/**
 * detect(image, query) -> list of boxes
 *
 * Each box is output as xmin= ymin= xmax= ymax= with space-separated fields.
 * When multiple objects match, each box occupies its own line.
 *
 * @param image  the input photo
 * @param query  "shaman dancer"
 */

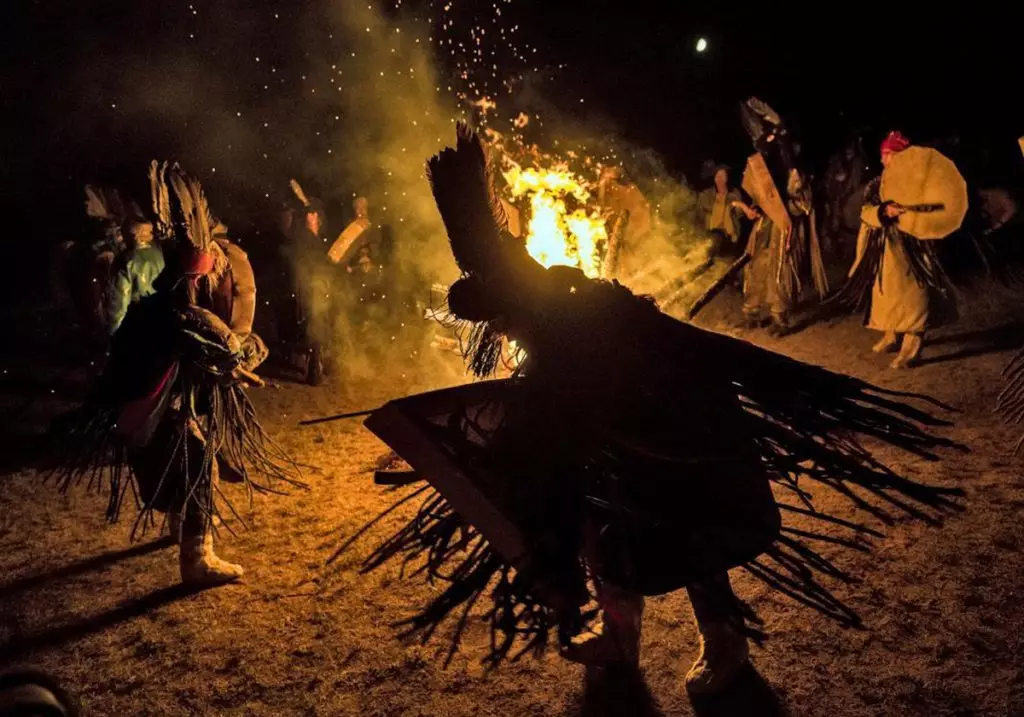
xmin=737 ymin=98 xmax=828 ymax=334
xmin=52 ymin=162 xmax=299 ymax=586
xmin=832 ymin=131 xmax=963 ymax=368
xmin=346 ymin=124 xmax=959 ymax=694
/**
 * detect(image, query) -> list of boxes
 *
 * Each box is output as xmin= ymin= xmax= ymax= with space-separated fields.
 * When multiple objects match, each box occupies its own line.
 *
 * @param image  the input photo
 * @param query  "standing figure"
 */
xmin=819 ymin=136 xmax=871 ymax=264
xmin=696 ymin=165 xmax=743 ymax=258
xmin=736 ymin=98 xmax=828 ymax=334
xmin=833 ymin=132 xmax=963 ymax=368
xmin=327 ymin=196 xmax=395 ymax=360
xmin=284 ymin=180 xmax=331 ymax=384
xmin=734 ymin=167 xmax=825 ymax=334
xmin=53 ymin=162 xmax=299 ymax=585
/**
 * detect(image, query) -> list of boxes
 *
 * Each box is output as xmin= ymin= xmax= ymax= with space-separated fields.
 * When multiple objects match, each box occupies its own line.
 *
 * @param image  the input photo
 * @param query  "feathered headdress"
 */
xmin=426 ymin=122 xmax=521 ymax=279
xmin=149 ymin=160 xmax=217 ymax=252
xmin=148 ymin=160 xmax=174 ymax=241
xmin=166 ymin=165 xmax=216 ymax=254
xmin=148 ymin=160 xmax=227 ymax=280
xmin=426 ymin=122 xmax=541 ymax=376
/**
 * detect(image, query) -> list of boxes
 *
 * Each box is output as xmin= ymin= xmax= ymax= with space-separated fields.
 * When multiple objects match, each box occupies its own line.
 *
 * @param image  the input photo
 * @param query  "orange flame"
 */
xmin=502 ymin=162 xmax=608 ymax=278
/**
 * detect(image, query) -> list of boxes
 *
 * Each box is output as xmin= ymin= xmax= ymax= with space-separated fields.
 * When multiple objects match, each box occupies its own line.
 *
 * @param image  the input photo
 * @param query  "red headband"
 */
xmin=880 ymin=130 xmax=910 ymax=155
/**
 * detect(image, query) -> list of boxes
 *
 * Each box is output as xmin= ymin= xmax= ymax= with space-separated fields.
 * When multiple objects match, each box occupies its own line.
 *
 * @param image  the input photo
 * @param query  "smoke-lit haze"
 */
xmin=9 ymin=0 xmax=733 ymax=371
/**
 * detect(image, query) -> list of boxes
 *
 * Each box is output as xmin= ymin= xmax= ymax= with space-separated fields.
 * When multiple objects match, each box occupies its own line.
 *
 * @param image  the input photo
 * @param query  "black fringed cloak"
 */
xmin=342 ymin=125 xmax=963 ymax=665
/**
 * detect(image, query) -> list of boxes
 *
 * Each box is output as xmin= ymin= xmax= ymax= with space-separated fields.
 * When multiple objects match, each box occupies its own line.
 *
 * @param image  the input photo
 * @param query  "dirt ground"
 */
xmin=3 ymin=289 xmax=1024 ymax=717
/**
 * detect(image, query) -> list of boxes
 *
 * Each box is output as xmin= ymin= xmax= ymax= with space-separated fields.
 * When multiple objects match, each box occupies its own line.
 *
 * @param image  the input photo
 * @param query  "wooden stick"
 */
xmin=686 ymin=253 xmax=751 ymax=319
xmin=299 ymin=408 xmax=376 ymax=426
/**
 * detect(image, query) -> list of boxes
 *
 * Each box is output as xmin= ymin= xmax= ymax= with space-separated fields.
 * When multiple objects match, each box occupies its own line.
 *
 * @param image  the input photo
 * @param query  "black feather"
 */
xmin=426 ymin=122 xmax=510 ymax=277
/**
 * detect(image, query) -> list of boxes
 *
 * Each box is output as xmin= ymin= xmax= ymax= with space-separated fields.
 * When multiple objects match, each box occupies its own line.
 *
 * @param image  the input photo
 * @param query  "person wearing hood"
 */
xmin=735 ymin=98 xmax=828 ymax=335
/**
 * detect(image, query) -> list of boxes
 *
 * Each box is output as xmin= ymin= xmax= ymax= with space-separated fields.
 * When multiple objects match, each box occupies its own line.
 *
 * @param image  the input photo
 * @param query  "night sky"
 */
xmin=2 ymin=0 xmax=1021 ymax=293
xmin=515 ymin=1 xmax=1023 ymax=173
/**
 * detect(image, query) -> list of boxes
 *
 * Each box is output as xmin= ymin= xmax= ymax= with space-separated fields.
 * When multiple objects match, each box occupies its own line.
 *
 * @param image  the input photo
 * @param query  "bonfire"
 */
xmin=501 ymin=161 xmax=608 ymax=279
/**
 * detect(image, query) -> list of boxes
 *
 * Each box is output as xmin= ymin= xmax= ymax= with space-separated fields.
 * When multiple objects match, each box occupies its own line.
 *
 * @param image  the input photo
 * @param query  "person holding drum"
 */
xmin=836 ymin=131 xmax=966 ymax=368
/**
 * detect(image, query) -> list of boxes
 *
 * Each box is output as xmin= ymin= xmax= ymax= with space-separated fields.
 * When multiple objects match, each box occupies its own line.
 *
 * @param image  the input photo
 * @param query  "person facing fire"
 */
xmin=731 ymin=171 xmax=816 ymax=334
xmin=696 ymin=165 xmax=743 ymax=257
xmin=52 ymin=161 xmax=299 ymax=585
xmin=355 ymin=124 xmax=956 ymax=695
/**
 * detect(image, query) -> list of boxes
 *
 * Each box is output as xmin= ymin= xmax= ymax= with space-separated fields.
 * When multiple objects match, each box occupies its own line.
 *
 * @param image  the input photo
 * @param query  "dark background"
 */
xmin=517 ymin=1 xmax=1022 ymax=176
xmin=2 ymin=0 xmax=1021 ymax=297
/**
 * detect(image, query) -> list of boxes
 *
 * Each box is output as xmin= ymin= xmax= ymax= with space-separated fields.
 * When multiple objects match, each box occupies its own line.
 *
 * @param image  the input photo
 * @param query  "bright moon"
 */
xmin=696 ymin=37 xmax=708 ymax=53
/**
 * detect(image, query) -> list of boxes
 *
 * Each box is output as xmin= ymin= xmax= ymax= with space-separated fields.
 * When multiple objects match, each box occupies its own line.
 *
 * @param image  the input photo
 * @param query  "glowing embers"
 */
xmin=501 ymin=163 xmax=608 ymax=279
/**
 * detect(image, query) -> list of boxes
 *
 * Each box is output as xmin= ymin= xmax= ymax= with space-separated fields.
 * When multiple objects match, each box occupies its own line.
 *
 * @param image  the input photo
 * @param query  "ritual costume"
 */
xmin=53 ymin=162 xmax=299 ymax=586
xmin=737 ymin=99 xmax=828 ymax=333
xmin=832 ymin=132 xmax=965 ymax=368
xmin=211 ymin=221 xmax=268 ymax=372
xmin=341 ymin=125 xmax=959 ymax=693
